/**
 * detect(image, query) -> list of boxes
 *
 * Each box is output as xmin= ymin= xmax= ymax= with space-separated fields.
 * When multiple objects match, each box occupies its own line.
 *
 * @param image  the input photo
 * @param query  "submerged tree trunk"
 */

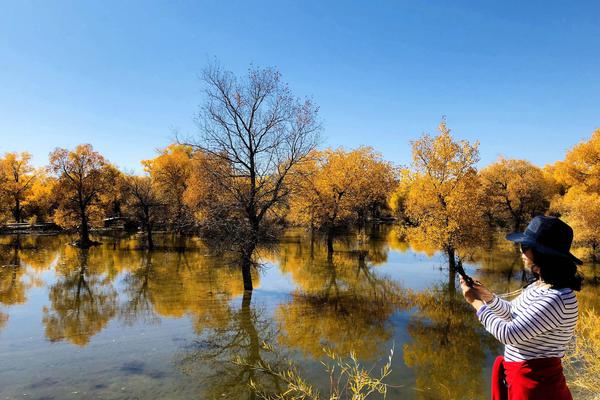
xmin=13 ymin=198 xmax=22 ymax=223
xmin=241 ymin=242 xmax=256 ymax=291
xmin=447 ymin=246 xmax=457 ymax=295
xmin=327 ymin=226 xmax=334 ymax=254
xmin=78 ymin=208 xmax=92 ymax=248
xmin=146 ymin=225 xmax=154 ymax=250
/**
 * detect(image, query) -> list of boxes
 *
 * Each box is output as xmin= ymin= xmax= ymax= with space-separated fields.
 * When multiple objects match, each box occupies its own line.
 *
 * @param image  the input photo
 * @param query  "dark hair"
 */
xmin=531 ymin=249 xmax=583 ymax=291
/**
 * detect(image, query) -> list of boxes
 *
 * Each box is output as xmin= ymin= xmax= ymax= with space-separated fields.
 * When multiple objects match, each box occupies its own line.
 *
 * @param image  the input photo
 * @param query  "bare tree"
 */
xmin=183 ymin=63 xmax=321 ymax=291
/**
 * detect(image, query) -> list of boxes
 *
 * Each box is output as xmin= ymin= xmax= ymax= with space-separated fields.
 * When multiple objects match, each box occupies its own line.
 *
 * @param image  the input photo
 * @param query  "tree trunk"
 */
xmin=79 ymin=209 xmax=91 ymax=248
xmin=513 ymin=218 xmax=521 ymax=234
xmin=327 ymin=226 xmax=334 ymax=254
xmin=447 ymin=246 xmax=456 ymax=295
xmin=147 ymin=224 xmax=154 ymax=250
xmin=242 ymin=248 xmax=254 ymax=291
xmin=14 ymin=198 xmax=21 ymax=223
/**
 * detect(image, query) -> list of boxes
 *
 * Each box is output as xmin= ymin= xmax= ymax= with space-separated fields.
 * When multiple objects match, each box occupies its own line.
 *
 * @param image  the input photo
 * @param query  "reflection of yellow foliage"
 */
xmin=0 ymin=310 xmax=7 ymax=330
xmin=43 ymin=248 xmax=117 ymax=346
xmin=275 ymin=230 xmax=407 ymax=360
xmin=277 ymin=294 xmax=394 ymax=360
xmin=385 ymin=225 xmax=410 ymax=253
xmin=0 ymin=266 xmax=28 ymax=305
xmin=403 ymin=287 xmax=499 ymax=400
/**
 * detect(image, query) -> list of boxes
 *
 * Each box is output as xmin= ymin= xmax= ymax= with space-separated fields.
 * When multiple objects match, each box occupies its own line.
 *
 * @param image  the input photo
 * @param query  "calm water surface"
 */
xmin=0 ymin=226 xmax=598 ymax=400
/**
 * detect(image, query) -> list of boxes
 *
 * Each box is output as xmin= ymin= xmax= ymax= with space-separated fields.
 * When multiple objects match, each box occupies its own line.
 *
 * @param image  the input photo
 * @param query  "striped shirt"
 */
xmin=477 ymin=282 xmax=578 ymax=362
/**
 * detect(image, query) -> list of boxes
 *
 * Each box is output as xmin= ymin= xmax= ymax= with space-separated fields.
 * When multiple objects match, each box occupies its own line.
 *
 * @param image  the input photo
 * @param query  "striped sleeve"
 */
xmin=484 ymin=294 xmax=513 ymax=321
xmin=477 ymin=292 xmax=566 ymax=345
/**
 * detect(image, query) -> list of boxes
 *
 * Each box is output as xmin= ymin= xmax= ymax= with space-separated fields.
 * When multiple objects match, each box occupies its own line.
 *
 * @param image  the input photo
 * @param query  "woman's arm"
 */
xmin=484 ymin=294 xmax=513 ymax=321
xmin=476 ymin=294 xmax=569 ymax=345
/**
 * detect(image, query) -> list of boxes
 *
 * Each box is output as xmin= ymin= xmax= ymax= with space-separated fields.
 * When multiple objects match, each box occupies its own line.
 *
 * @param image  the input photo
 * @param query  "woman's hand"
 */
xmin=460 ymin=278 xmax=494 ymax=303
xmin=460 ymin=278 xmax=489 ymax=312
xmin=460 ymin=278 xmax=479 ymax=303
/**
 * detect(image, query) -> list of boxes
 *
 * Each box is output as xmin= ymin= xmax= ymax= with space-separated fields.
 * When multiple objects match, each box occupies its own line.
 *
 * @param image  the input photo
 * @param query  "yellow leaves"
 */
xmin=0 ymin=151 xmax=36 ymax=222
xmin=143 ymin=144 xmax=196 ymax=230
xmin=480 ymin=157 xmax=555 ymax=230
xmin=411 ymin=119 xmax=479 ymax=184
xmin=288 ymin=147 xmax=396 ymax=229
xmin=551 ymin=129 xmax=600 ymax=191
xmin=547 ymin=129 xmax=600 ymax=259
xmin=403 ymin=122 xmax=485 ymax=254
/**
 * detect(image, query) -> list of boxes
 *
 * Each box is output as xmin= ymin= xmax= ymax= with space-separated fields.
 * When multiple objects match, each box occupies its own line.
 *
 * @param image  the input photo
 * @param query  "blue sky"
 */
xmin=1 ymin=0 xmax=599 ymax=171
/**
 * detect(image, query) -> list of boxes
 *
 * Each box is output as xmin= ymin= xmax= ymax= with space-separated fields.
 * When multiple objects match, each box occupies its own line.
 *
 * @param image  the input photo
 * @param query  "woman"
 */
xmin=461 ymin=215 xmax=583 ymax=400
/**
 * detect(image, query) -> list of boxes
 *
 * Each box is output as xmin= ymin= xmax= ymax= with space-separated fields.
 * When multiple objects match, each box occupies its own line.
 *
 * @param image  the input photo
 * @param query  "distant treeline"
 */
xmin=2 ymin=124 xmax=599 ymax=257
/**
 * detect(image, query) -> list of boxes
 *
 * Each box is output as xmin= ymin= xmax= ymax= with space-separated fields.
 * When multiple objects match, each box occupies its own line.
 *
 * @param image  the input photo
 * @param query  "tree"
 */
xmin=388 ymin=167 xmax=413 ymax=224
xmin=552 ymin=129 xmax=600 ymax=191
xmin=49 ymin=144 xmax=111 ymax=248
xmin=42 ymin=247 xmax=117 ymax=346
xmin=552 ymin=187 xmax=600 ymax=262
xmin=549 ymin=129 xmax=600 ymax=261
xmin=184 ymin=63 xmax=321 ymax=291
xmin=480 ymin=158 xmax=555 ymax=231
xmin=26 ymin=170 xmax=58 ymax=223
xmin=123 ymin=174 xmax=162 ymax=249
xmin=403 ymin=119 xmax=485 ymax=286
xmin=288 ymin=147 xmax=396 ymax=252
xmin=0 ymin=152 xmax=36 ymax=222
xmin=142 ymin=144 xmax=194 ymax=232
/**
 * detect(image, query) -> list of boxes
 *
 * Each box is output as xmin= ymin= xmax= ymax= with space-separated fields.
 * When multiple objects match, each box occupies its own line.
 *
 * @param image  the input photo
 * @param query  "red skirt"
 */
xmin=491 ymin=355 xmax=572 ymax=400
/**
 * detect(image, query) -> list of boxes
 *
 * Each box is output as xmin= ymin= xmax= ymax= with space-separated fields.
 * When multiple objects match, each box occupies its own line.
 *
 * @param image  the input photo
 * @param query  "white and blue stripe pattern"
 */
xmin=477 ymin=282 xmax=578 ymax=362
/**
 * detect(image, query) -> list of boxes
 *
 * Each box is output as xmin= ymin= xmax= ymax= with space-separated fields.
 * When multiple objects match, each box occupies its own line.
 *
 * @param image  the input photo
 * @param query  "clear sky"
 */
xmin=1 ymin=0 xmax=599 ymax=172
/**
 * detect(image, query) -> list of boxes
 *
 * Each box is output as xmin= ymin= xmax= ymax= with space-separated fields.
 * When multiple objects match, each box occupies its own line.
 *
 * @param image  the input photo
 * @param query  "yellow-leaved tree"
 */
xmin=479 ymin=158 xmax=556 ymax=231
xmin=26 ymin=170 xmax=58 ymax=224
xmin=142 ymin=144 xmax=194 ymax=233
xmin=403 ymin=119 xmax=486 ymax=286
xmin=289 ymin=147 xmax=396 ymax=252
xmin=49 ymin=144 xmax=113 ymax=247
xmin=0 ymin=152 xmax=37 ymax=223
xmin=550 ymin=129 xmax=600 ymax=261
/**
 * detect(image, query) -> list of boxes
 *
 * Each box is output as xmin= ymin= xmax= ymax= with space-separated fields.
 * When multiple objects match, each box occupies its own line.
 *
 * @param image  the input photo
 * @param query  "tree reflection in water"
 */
xmin=177 ymin=289 xmax=286 ymax=400
xmin=275 ymin=230 xmax=409 ymax=360
xmin=0 ymin=236 xmax=29 ymax=306
xmin=403 ymin=283 xmax=500 ymax=400
xmin=119 ymin=250 xmax=160 ymax=326
xmin=42 ymin=247 xmax=118 ymax=346
xmin=0 ymin=235 xmax=47 ymax=332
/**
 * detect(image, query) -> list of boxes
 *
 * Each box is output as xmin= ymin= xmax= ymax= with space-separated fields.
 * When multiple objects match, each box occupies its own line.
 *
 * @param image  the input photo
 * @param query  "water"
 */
xmin=0 ymin=227 xmax=598 ymax=399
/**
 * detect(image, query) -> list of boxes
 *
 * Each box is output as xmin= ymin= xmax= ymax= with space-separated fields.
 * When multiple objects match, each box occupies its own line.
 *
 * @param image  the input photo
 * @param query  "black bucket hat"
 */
xmin=506 ymin=215 xmax=583 ymax=265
